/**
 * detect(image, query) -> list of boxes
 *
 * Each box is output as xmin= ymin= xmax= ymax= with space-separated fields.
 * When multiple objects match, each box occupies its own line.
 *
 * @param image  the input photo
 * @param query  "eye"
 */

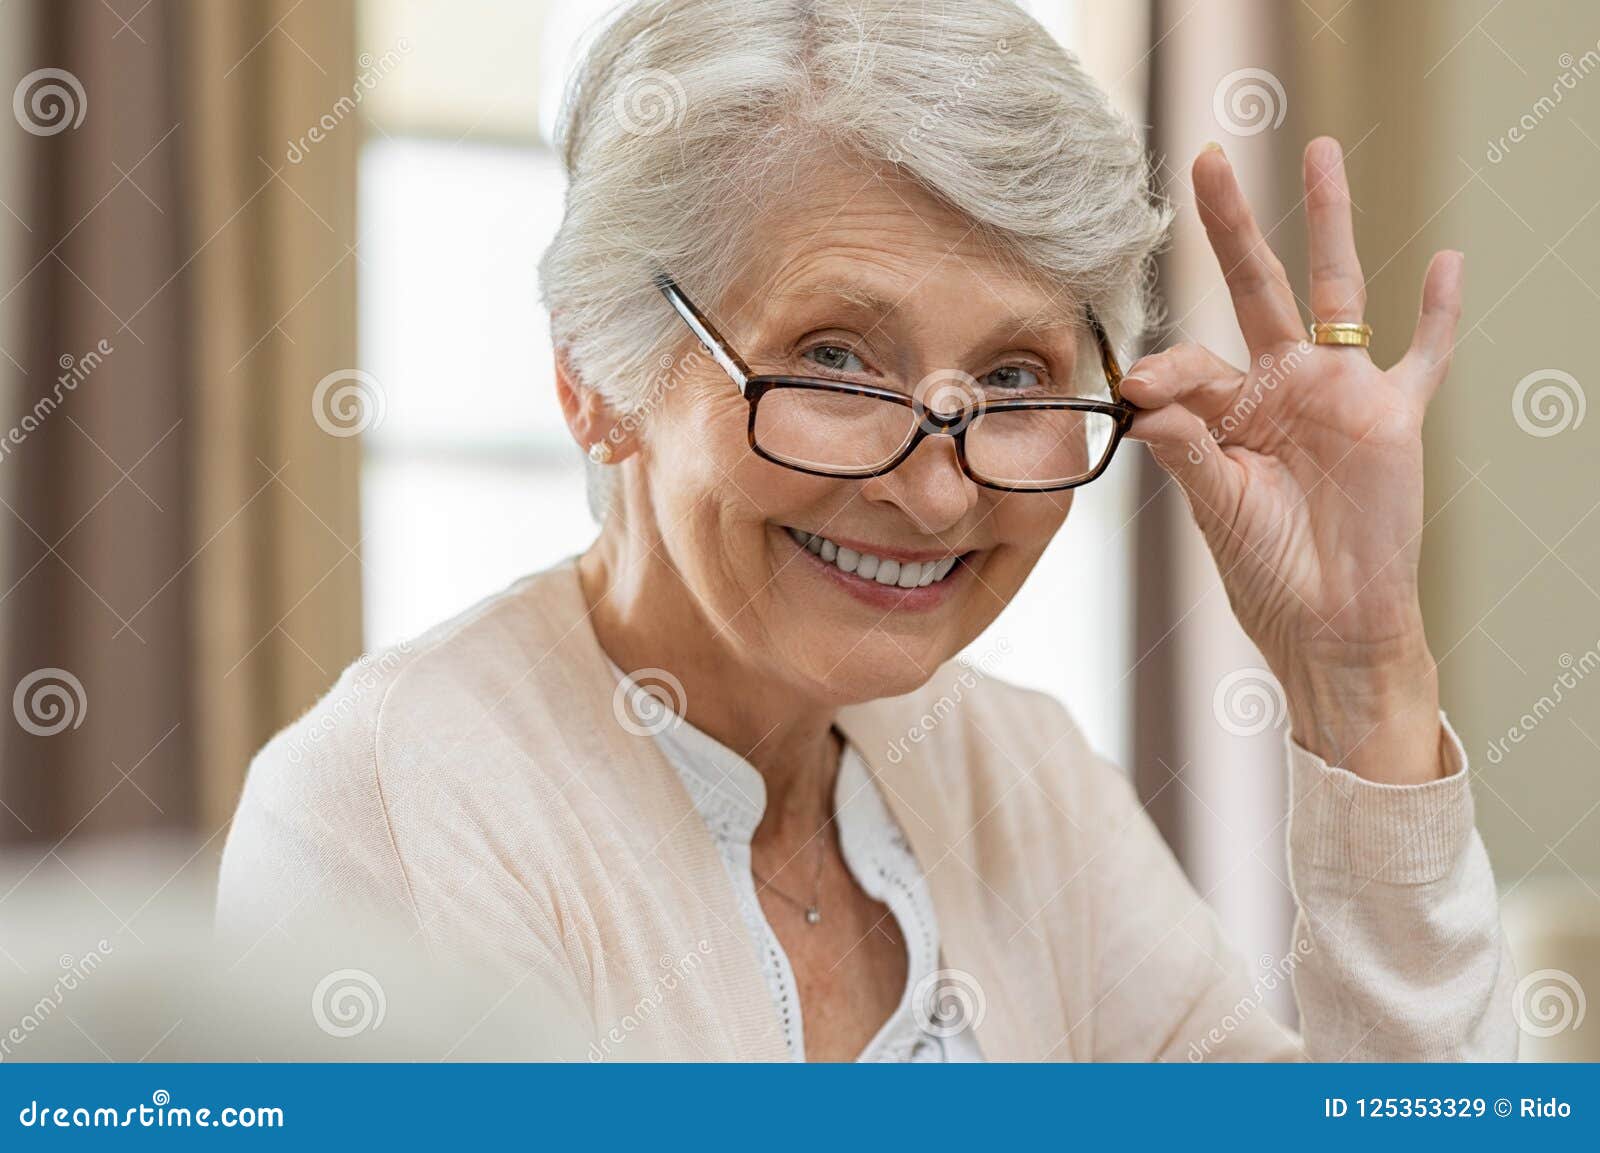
xmin=982 ymin=364 xmax=1042 ymax=391
xmin=803 ymin=343 xmax=867 ymax=374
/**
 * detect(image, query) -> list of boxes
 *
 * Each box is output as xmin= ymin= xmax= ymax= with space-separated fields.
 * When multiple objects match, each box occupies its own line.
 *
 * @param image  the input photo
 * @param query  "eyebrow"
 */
xmin=770 ymin=279 xmax=1086 ymax=345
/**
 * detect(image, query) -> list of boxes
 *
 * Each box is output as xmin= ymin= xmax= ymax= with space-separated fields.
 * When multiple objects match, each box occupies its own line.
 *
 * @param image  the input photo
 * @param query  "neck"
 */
xmin=577 ymin=518 xmax=841 ymax=839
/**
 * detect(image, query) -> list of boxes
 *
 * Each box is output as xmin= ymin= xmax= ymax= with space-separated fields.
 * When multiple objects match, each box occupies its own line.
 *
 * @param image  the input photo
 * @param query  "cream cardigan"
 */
xmin=215 ymin=557 xmax=1517 ymax=1061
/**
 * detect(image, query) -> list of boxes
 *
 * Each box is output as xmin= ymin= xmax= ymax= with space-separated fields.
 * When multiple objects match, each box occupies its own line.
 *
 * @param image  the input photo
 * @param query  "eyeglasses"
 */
xmin=653 ymin=273 xmax=1134 ymax=493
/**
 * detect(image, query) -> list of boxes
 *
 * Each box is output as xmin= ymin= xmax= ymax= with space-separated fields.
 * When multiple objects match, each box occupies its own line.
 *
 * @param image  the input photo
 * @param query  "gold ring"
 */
xmin=1312 ymin=321 xmax=1372 ymax=348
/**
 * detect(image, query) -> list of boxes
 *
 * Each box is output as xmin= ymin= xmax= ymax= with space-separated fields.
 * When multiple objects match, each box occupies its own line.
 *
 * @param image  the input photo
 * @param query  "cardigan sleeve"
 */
xmin=1276 ymin=711 xmax=1518 ymax=1060
xmin=1082 ymin=711 xmax=1518 ymax=1061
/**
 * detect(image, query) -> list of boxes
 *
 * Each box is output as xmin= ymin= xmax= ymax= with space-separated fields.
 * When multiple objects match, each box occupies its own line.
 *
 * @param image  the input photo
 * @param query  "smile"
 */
xmin=784 ymin=526 xmax=963 ymax=587
xmin=780 ymin=525 xmax=975 ymax=611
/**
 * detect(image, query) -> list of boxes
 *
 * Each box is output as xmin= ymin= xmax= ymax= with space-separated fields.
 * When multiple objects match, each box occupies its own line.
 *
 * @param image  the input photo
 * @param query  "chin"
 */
xmin=783 ymin=646 xmax=950 ymax=708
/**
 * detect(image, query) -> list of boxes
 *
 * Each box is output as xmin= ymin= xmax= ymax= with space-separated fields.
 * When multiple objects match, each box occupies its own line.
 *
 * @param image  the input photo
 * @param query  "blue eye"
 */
xmin=983 ymin=365 xmax=1041 ymax=391
xmin=804 ymin=344 xmax=866 ymax=374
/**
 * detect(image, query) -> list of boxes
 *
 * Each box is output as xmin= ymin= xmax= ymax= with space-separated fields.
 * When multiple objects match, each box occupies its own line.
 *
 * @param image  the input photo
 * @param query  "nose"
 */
xmin=858 ymin=429 xmax=978 ymax=534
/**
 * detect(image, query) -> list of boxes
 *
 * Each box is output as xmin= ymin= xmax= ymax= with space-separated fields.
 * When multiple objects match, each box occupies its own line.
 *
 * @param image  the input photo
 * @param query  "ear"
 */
xmin=554 ymin=347 xmax=638 ymax=463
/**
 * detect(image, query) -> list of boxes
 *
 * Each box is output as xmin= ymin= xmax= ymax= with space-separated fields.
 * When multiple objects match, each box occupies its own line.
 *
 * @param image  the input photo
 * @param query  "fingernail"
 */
xmin=1203 ymin=140 xmax=1224 ymax=154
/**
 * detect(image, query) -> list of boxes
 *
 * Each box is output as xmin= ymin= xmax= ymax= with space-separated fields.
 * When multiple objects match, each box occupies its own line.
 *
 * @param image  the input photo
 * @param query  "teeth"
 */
xmin=785 ymin=527 xmax=962 ymax=589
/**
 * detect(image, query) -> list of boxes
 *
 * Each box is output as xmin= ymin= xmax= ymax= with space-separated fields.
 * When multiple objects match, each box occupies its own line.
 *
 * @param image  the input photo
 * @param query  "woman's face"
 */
xmin=635 ymin=157 xmax=1087 ymax=705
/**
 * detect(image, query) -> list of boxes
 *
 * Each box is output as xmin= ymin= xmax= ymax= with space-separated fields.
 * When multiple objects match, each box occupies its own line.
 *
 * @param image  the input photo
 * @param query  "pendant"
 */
xmin=805 ymin=906 xmax=821 ymax=925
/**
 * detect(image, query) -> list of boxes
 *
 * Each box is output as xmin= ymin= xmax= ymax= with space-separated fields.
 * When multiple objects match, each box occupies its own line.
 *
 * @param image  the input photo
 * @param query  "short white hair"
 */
xmin=538 ymin=0 xmax=1171 ymax=520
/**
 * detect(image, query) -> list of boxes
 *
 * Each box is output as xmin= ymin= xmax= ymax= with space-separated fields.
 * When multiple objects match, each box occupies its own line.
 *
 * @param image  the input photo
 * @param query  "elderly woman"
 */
xmin=218 ymin=0 xmax=1516 ymax=1061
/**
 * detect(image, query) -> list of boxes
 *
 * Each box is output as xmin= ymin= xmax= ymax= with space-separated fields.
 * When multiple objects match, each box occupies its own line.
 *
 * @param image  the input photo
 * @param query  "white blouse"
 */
xmin=607 ymin=659 xmax=984 ymax=1062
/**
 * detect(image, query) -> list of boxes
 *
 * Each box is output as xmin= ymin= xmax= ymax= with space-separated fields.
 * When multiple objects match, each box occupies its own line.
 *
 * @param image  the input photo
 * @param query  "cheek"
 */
xmin=990 ymin=491 xmax=1072 ymax=568
xmin=642 ymin=385 xmax=747 ymax=510
xmin=724 ymin=452 xmax=841 ymax=525
xmin=672 ymin=382 xmax=850 ymax=513
xmin=643 ymin=385 xmax=837 ymax=565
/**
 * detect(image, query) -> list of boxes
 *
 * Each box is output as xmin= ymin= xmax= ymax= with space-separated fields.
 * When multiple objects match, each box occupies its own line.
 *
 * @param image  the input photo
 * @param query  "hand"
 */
xmin=1120 ymin=138 xmax=1459 ymax=784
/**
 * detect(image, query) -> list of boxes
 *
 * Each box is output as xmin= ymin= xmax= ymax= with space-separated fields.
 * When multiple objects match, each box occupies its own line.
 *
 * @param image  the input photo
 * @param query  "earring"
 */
xmin=587 ymin=440 xmax=614 ymax=464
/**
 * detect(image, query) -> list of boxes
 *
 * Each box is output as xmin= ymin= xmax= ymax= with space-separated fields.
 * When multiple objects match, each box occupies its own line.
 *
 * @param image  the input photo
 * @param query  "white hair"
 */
xmin=537 ymin=0 xmax=1172 ymax=521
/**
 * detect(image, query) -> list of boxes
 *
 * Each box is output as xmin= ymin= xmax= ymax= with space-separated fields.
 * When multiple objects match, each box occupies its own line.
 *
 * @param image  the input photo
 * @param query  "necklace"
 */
xmin=750 ymin=725 xmax=842 ymax=927
xmin=752 ymin=834 xmax=828 ymax=926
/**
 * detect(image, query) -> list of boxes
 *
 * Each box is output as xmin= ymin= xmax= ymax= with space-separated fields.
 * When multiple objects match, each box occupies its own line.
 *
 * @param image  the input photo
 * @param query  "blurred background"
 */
xmin=0 ymin=0 xmax=1594 ymax=1059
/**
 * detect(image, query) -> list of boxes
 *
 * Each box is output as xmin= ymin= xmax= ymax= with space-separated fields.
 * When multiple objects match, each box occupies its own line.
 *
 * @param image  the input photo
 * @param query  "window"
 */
xmin=358 ymin=0 xmax=1140 ymax=765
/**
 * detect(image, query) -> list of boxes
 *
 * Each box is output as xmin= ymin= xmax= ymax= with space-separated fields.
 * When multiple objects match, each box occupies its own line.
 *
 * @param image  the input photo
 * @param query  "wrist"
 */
xmin=1282 ymin=642 xmax=1445 ymax=785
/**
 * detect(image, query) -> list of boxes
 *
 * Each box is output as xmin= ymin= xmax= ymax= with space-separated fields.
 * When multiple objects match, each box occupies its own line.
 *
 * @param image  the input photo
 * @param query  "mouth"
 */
xmin=778 ymin=524 xmax=977 ymax=612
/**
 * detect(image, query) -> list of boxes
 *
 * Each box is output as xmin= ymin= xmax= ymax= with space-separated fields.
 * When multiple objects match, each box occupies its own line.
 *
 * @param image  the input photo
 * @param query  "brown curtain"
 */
xmin=0 ymin=0 xmax=362 ymax=847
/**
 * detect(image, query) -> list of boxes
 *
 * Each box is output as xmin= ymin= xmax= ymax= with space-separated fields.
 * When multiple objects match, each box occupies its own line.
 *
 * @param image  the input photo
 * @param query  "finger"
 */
xmin=1126 ymin=403 xmax=1239 ymax=515
xmin=1396 ymin=249 xmax=1465 ymax=403
xmin=1193 ymin=144 xmax=1307 ymax=350
xmin=1120 ymin=343 xmax=1247 ymax=428
xmin=1303 ymin=137 xmax=1367 ymax=324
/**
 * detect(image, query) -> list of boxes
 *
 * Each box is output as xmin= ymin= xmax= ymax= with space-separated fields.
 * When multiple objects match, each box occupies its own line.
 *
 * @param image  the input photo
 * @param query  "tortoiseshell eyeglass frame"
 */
xmin=652 ymin=273 xmax=1135 ymax=493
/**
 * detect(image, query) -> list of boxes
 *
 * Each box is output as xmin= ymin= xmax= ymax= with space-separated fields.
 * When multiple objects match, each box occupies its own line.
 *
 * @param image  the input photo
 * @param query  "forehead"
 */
xmin=734 ymin=156 xmax=1080 ymax=332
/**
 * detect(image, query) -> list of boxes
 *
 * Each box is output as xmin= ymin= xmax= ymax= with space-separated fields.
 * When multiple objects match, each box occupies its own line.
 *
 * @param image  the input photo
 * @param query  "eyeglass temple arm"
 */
xmin=653 ymin=273 xmax=751 ymax=393
xmin=1085 ymin=306 xmax=1125 ymax=405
